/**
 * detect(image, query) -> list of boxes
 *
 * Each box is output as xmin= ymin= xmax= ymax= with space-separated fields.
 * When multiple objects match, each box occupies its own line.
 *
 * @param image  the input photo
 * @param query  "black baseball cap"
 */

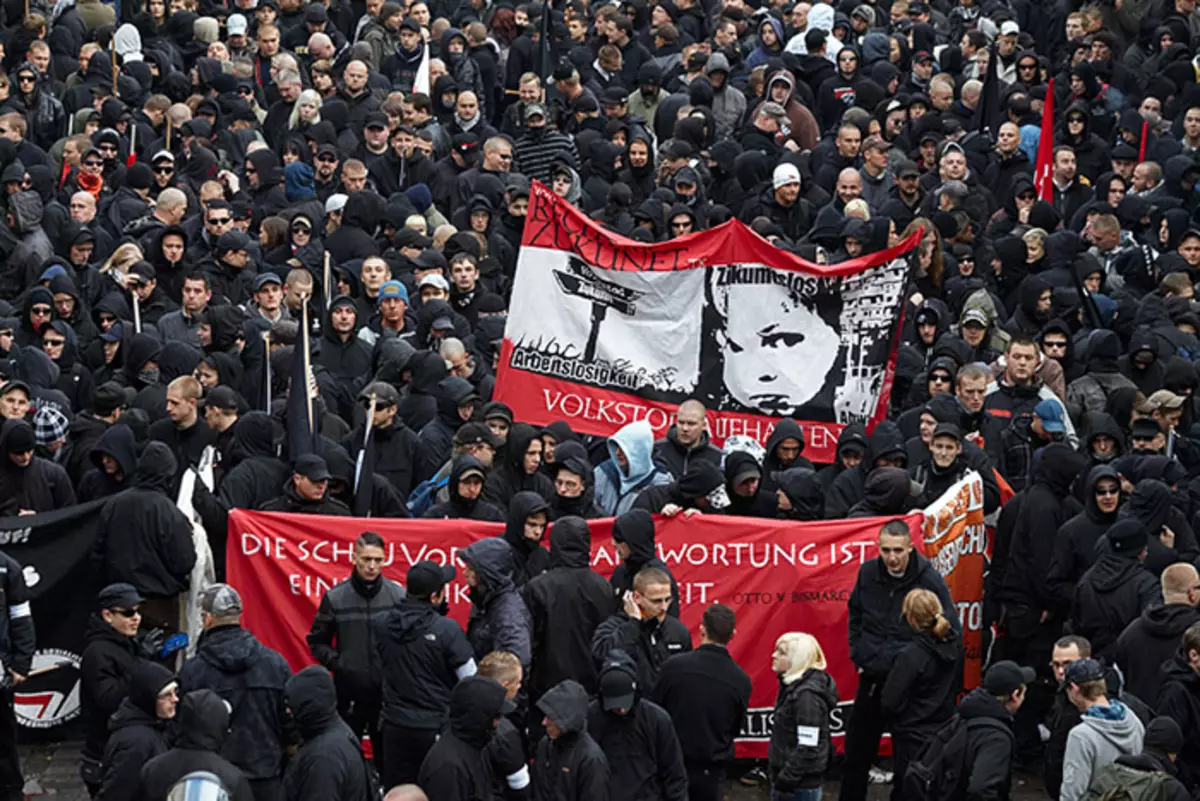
xmin=97 ymin=582 xmax=143 ymax=611
xmin=407 ymin=560 xmax=456 ymax=597
xmin=293 ymin=454 xmax=332 ymax=482
xmin=983 ymin=661 xmax=1036 ymax=695
xmin=454 ymin=421 xmax=500 ymax=448
xmin=1064 ymin=658 xmax=1105 ymax=686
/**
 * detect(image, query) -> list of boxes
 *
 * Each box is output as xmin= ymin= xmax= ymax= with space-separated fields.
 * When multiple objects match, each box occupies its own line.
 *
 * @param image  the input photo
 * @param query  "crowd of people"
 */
xmin=0 ymin=0 xmax=1197 ymax=796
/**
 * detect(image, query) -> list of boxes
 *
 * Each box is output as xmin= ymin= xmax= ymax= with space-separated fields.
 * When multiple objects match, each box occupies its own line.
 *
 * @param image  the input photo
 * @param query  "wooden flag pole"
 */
xmin=262 ymin=331 xmax=271 ymax=411
xmin=323 ymin=250 xmax=331 ymax=310
xmin=110 ymin=37 xmax=118 ymax=97
xmin=165 ymin=115 xmax=172 ymax=151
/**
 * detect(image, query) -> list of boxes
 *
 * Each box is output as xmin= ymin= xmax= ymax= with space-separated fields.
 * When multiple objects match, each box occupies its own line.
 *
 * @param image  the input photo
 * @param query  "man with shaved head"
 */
xmin=339 ymin=60 xmax=382 ymax=133
xmin=1114 ymin=562 xmax=1200 ymax=703
xmin=653 ymin=400 xmax=721 ymax=479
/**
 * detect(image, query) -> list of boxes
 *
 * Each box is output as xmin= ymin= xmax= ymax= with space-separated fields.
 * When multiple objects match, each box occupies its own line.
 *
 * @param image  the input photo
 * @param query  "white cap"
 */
xmin=773 ymin=163 xmax=801 ymax=190
xmin=227 ymin=13 xmax=248 ymax=35
xmin=325 ymin=193 xmax=348 ymax=214
xmin=418 ymin=274 xmax=450 ymax=291
xmin=999 ymin=20 xmax=1019 ymax=37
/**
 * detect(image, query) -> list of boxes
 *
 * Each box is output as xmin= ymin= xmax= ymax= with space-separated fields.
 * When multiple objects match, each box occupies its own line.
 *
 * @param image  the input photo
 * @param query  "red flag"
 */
xmin=1139 ymin=120 xmax=1149 ymax=163
xmin=1034 ymin=78 xmax=1055 ymax=201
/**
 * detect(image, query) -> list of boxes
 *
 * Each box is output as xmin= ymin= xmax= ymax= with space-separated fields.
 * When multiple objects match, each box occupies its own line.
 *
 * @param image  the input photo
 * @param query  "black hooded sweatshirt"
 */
xmin=419 ymin=676 xmax=513 ymax=800
xmin=1046 ymin=465 xmax=1121 ymax=609
xmin=139 ymin=689 xmax=255 ymax=801
xmin=522 ymin=516 xmax=616 ymax=698
xmin=533 ymin=680 xmax=610 ymax=801
xmin=1069 ymin=522 xmax=1160 ymax=660
xmin=481 ymin=421 xmax=556 ymax=512
xmin=500 ymin=491 xmax=551 ymax=586
xmin=425 ymin=454 xmax=506 ymax=522
xmin=98 ymin=662 xmax=174 ymax=801
xmin=0 ymin=419 xmax=75 ymax=515
xmin=78 ymin=422 xmax=138 ymax=502
xmin=80 ymin=612 xmax=140 ymax=763
xmin=881 ymin=628 xmax=962 ymax=736
xmin=826 ymin=421 xmax=906 ymax=518
xmin=996 ymin=443 xmax=1085 ymax=614
xmin=92 ymin=441 xmax=197 ymax=596
xmin=1117 ymin=478 xmax=1200 ymax=576
xmin=281 ymin=667 xmax=374 ymax=801
xmin=775 ymin=468 xmax=825 ymax=520
xmin=461 ymin=538 xmax=533 ymax=669
xmin=1115 ymin=600 xmax=1200 ymax=708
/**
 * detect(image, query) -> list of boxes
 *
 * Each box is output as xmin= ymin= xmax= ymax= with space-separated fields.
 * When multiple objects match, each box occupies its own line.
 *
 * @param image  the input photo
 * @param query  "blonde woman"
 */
xmin=880 ymin=588 xmax=961 ymax=800
xmin=768 ymin=633 xmax=837 ymax=801
xmin=100 ymin=243 xmax=145 ymax=292
xmin=288 ymin=89 xmax=322 ymax=131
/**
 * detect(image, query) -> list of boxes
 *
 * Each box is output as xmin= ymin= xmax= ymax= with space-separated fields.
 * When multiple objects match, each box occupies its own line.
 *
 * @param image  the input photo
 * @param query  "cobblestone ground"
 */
xmin=17 ymin=743 xmax=1049 ymax=800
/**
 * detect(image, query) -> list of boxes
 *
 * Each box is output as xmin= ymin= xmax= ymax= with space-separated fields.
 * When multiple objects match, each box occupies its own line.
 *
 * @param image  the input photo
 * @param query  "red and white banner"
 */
xmin=492 ymin=182 xmax=919 ymax=462
xmin=227 ymin=509 xmax=924 ymax=758
xmin=921 ymin=472 xmax=988 ymax=689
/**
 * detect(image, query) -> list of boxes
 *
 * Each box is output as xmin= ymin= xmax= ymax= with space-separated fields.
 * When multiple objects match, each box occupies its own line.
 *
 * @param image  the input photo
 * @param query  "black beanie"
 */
xmin=677 ymin=461 xmax=724 ymax=498
xmin=5 ymin=421 xmax=35 ymax=454
xmin=1144 ymin=716 xmax=1184 ymax=754
xmin=126 ymin=162 xmax=153 ymax=190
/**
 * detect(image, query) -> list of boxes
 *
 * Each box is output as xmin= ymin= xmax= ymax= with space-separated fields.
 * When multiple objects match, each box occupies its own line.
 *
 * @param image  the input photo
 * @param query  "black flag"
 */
xmin=972 ymin=44 xmax=1002 ymax=136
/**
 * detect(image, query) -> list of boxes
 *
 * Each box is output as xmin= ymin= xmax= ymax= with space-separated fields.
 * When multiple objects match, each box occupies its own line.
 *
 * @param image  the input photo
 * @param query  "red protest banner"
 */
xmin=492 ymin=182 xmax=918 ymax=462
xmin=227 ymin=509 xmax=923 ymax=758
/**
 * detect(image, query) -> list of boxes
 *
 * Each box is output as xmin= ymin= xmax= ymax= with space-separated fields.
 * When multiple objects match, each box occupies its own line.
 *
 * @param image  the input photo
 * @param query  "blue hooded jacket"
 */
xmin=283 ymin=162 xmax=316 ymax=202
xmin=594 ymin=420 xmax=673 ymax=515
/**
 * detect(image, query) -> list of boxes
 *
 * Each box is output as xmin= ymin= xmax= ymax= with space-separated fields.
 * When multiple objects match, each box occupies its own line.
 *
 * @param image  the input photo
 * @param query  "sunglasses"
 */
xmin=930 ymin=373 xmax=952 ymax=383
xmin=17 ymin=75 xmax=34 ymax=83
xmin=245 ymin=167 xmax=257 ymax=174
xmin=154 ymin=166 xmax=173 ymax=174
xmin=112 ymin=607 xmax=141 ymax=617
xmin=1095 ymin=487 xmax=1120 ymax=497
xmin=42 ymin=338 xmax=64 ymax=346
xmin=671 ymin=222 xmax=692 ymax=229
xmin=292 ymin=226 xmax=312 ymax=234
xmin=238 ymin=86 xmax=254 ymax=94
xmin=208 ymin=217 xmax=231 ymax=225
xmin=317 ymin=154 xmax=337 ymax=163
xmin=84 ymin=160 xmax=102 ymax=167
xmin=30 ymin=306 xmax=51 ymax=315
xmin=98 ymin=313 xmax=116 ymax=323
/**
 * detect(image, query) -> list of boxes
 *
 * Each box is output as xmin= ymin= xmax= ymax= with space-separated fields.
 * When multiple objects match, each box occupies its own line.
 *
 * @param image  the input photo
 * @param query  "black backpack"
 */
xmin=902 ymin=716 xmax=972 ymax=801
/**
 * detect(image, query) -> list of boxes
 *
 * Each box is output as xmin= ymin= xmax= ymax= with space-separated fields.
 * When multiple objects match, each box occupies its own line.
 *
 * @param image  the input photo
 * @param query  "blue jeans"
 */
xmin=774 ymin=789 xmax=822 ymax=801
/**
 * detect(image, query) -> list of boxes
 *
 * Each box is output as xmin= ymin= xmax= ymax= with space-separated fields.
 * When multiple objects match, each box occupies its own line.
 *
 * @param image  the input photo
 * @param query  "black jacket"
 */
xmin=0 ymin=419 xmax=76 ymax=514
xmin=521 ymin=516 xmax=615 ymax=699
xmin=481 ymin=421 xmax=556 ymax=512
xmin=768 ymin=668 xmax=838 ymax=791
xmin=996 ymin=443 xmax=1086 ymax=613
xmin=652 ymin=426 xmax=721 ymax=480
xmin=1114 ymin=603 xmax=1200 ymax=708
xmin=849 ymin=552 xmax=959 ymax=678
xmin=418 ymin=677 xmax=511 ymax=801
xmin=178 ymin=625 xmax=292 ymax=781
xmin=140 ymin=688 xmax=254 ymax=801
xmin=959 ymin=688 xmax=1017 ymax=801
xmin=307 ymin=571 xmax=406 ymax=705
xmin=80 ymin=615 xmax=140 ymax=762
xmin=98 ymin=662 xmax=174 ymax=801
xmin=282 ymin=667 xmax=374 ymax=801
xmin=533 ymin=680 xmax=609 ymax=801
xmin=373 ymin=597 xmax=477 ymax=730
xmin=461 ymin=538 xmax=533 ymax=670
xmin=416 ymin=376 xmax=477 ymax=484
xmin=592 ymin=609 xmax=692 ymax=699
xmin=0 ymin=550 xmax=33 ymax=679
xmin=259 ymin=477 xmax=352 ymax=516
xmin=1046 ymin=465 xmax=1119 ymax=610
xmin=92 ymin=442 xmax=197 ymax=597
xmin=881 ymin=629 xmax=961 ymax=735
xmin=342 ymin=418 xmax=421 ymax=501
xmin=1069 ymin=552 xmax=1160 ymax=660
xmin=825 ymin=421 xmax=907 ymax=518
xmin=1157 ymin=653 xmax=1200 ymax=787
xmin=588 ymin=651 xmax=688 ymax=801
xmin=652 ymin=642 xmax=751 ymax=767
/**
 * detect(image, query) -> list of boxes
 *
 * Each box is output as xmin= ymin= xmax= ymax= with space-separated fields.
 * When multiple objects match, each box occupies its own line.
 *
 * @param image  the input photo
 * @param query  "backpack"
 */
xmin=901 ymin=716 xmax=972 ymax=801
xmin=1085 ymin=762 xmax=1172 ymax=801
xmin=406 ymin=473 xmax=450 ymax=516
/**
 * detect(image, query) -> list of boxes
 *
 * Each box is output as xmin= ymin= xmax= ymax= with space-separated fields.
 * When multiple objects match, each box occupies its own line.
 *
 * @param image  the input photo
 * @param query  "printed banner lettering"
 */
xmin=921 ymin=472 xmax=989 ymax=688
xmin=228 ymin=509 xmax=924 ymax=758
xmin=493 ymin=182 xmax=918 ymax=461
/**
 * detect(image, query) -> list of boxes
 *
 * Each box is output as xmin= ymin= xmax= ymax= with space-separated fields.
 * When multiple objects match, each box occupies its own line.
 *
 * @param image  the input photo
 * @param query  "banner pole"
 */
xmin=301 ymin=299 xmax=314 ymax=437
xmin=262 ymin=331 xmax=271 ymax=412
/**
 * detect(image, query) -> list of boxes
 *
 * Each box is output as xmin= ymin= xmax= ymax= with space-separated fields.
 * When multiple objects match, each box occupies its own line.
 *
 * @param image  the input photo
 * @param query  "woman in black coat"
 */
xmin=880 ymin=588 xmax=962 ymax=801
xmin=768 ymin=632 xmax=838 ymax=800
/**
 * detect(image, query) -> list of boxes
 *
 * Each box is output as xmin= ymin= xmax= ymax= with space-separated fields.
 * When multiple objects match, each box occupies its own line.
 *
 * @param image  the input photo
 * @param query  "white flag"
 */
xmin=414 ymin=43 xmax=431 ymax=95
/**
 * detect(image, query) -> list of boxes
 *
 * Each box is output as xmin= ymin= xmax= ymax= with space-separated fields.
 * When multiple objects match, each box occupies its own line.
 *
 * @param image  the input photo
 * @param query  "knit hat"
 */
xmin=1144 ymin=717 xmax=1185 ymax=754
xmin=33 ymin=405 xmax=69 ymax=446
xmin=773 ymin=163 xmax=801 ymax=190
xmin=126 ymin=162 xmax=153 ymax=190
xmin=4 ymin=421 xmax=35 ymax=454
